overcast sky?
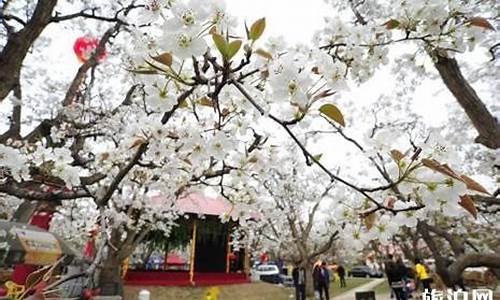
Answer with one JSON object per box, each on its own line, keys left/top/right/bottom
{"left": 226, "top": 0, "right": 451, "bottom": 125}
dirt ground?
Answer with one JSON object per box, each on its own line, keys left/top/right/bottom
{"left": 124, "top": 282, "right": 294, "bottom": 300}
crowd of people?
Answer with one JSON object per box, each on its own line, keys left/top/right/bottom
{"left": 291, "top": 261, "right": 347, "bottom": 300}
{"left": 289, "top": 255, "right": 435, "bottom": 300}
{"left": 384, "top": 255, "right": 435, "bottom": 300}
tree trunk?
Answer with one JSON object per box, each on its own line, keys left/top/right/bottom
{"left": 304, "top": 260, "right": 315, "bottom": 297}
{"left": 98, "top": 249, "right": 124, "bottom": 296}
{"left": 11, "top": 200, "right": 38, "bottom": 222}
{"left": 433, "top": 51, "right": 500, "bottom": 149}
{"left": 141, "top": 246, "right": 154, "bottom": 270}
{"left": 0, "top": 0, "right": 58, "bottom": 102}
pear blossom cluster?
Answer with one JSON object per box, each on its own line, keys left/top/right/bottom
{"left": 0, "top": 0, "right": 497, "bottom": 266}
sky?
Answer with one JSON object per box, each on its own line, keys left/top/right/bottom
{"left": 226, "top": 0, "right": 332, "bottom": 44}
{"left": 226, "top": 0, "right": 451, "bottom": 126}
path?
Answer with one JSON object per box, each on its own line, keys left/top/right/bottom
{"left": 332, "top": 278, "right": 389, "bottom": 300}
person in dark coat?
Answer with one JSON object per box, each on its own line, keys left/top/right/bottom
{"left": 292, "top": 264, "right": 306, "bottom": 300}
{"left": 385, "top": 256, "right": 408, "bottom": 300}
{"left": 313, "top": 262, "right": 330, "bottom": 300}
{"left": 337, "top": 265, "right": 346, "bottom": 288}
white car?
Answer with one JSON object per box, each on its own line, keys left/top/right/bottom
{"left": 255, "top": 264, "right": 280, "bottom": 275}
{"left": 252, "top": 264, "right": 282, "bottom": 284}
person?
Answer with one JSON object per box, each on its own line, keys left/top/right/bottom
{"left": 277, "top": 257, "right": 284, "bottom": 274}
{"left": 337, "top": 265, "right": 346, "bottom": 288}
{"left": 259, "top": 252, "right": 269, "bottom": 264}
{"left": 396, "top": 257, "right": 410, "bottom": 300}
{"left": 313, "top": 262, "right": 330, "bottom": 300}
{"left": 292, "top": 264, "right": 306, "bottom": 300}
{"left": 385, "top": 255, "right": 407, "bottom": 300}
{"left": 414, "top": 258, "right": 432, "bottom": 294}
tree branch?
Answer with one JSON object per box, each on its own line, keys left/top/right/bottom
{"left": 0, "top": 179, "right": 90, "bottom": 202}
{"left": 96, "top": 143, "right": 148, "bottom": 207}
{"left": 231, "top": 79, "right": 421, "bottom": 215}
{"left": 0, "top": 102, "right": 21, "bottom": 142}
{"left": 0, "top": 0, "right": 58, "bottom": 102}
{"left": 433, "top": 51, "right": 500, "bottom": 149}
{"left": 62, "top": 24, "right": 121, "bottom": 106}
{"left": 51, "top": 10, "right": 126, "bottom": 24}
{"left": 309, "top": 230, "right": 339, "bottom": 259}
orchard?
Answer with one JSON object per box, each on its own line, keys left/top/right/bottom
{"left": 0, "top": 0, "right": 498, "bottom": 299}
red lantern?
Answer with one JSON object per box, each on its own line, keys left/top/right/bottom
{"left": 73, "top": 35, "right": 107, "bottom": 63}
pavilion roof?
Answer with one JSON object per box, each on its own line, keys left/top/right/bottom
{"left": 175, "top": 193, "right": 233, "bottom": 217}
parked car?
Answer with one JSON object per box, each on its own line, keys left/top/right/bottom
{"left": 348, "top": 265, "right": 383, "bottom": 278}
{"left": 280, "top": 274, "right": 295, "bottom": 287}
{"left": 254, "top": 264, "right": 282, "bottom": 284}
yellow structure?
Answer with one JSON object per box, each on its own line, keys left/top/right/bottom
{"left": 5, "top": 281, "right": 25, "bottom": 300}
{"left": 205, "top": 287, "right": 220, "bottom": 300}
{"left": 189, "top": 220, "right": 198, "bottom": 284}
{"left": 122, "top": 257, "right": 130, "bottom": 279}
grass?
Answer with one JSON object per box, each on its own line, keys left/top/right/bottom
{"left": 372, "top": 280, "right": 392, "bottom": 296}
{"left": 124, "top": 277, "right": 375, "bottom": 300}
{"left": 329, "top": 277, "right": 373, "bottom": 297}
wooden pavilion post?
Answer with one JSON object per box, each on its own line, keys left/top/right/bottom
{"left": 189, "top": 219, "right": 197, "bottom": 285}
{"left": 244, "top": 247, "right": 250, "bottom": 276}
{"left": 225, "top": 230, "right": 231, "bottom": 273}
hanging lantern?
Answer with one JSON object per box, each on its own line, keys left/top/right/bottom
{"left": 73, "top": 35, "right": 107, "bottom": 63}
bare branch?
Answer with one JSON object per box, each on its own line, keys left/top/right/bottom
{"left": 0, "top": 0, "right": 58, "bottom": 102}
{"left": 51, "top": 10, "right": 126, "bottom": 24}
{"left": 0, "top": 103, "right": 21, "bottom": 142}
{"left": 309, "top": 230, "right": 339, "bottom": 259}
{"left": 0, "top": 180, "right": 91, "bottom": 202}
{"left": 96, "top": 143, "right": 148, "bottom": 207}
{"left": 433, "top": 51, "right": 500, "bottom": 149}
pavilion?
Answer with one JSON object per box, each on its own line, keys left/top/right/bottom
{"left": 124, "top": 193, "right": 250, "bottom": 286}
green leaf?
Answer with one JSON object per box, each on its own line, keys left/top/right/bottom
{"left": 255, "top": 48, "right": 273, "bottom": 60}
{"left": 384, "top": 19, "right": 400, "bottom": 30}
{"left": 179, "top": 99, "right": 189, "bottom": 108}
{"left": 319, "top": 104, "right": 345, "bottom": 127}
{"left": 227, "top": 40, "right": 242, "bottom": 60}
{"left": 312, "top": 153, "right": 323, "bottom": 162}
{"left": 198, "top": 96, "right": 214, "bottom": 107}
{"left": 249, "top": 18, "right": 266, "bottom": 41}
{"left": 212, "top": 33, "right": 228, "bottom": 58}
{"left": 151, "top": 52, "right": 173, "bottom": 67}
{"left": 128, "top": 68, "right": 159, "bottom": 75}
{"left": 144, "top": 60, "right": 169, "bottom": 73}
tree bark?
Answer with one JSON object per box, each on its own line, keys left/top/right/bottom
{"left": 97, "top": 225, "right": 150, "bottom": 296}
{"left": 417, "top": 221, "right": 500, "bottom": 288}
{"left": 448, "top": 253, "right": 500, "bottom": 285}
{"left": 141, "top": 246, "right": 154, "bottom": 270}
{"left": 0, "top": 0, "right": 58, "bottom": 102}
{"left": 433, "top": 52, "right": 500, "bottom": 149}
{"left": 98, "top": 249, "right": 124, "bottom": 296}
{"left": 11, "top": 200, "right": 38, "bottom": 222}
{"left": 304, "top": 260, "right": 315, "bottom": 297}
